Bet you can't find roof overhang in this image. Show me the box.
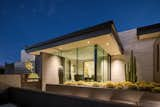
[25,21,123,56]
[137,23,160,40]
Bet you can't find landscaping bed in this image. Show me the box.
[64,81,160,93]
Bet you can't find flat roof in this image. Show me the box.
[25,21,123,54]
[137,23,160,40]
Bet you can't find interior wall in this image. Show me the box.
[41,53,63,91]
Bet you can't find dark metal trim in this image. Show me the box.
[137,23,160,36]
[25,21,123,54]
[94,45,97,81]
[108,54,111,81]
[157,45,159,72]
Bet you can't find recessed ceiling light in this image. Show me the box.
[87,41,90,44]
[106,42,110,46]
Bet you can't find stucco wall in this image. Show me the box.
[0,74,21,88]
[111,56,125,81]
[41,53,63,91]
[117,29,157,81]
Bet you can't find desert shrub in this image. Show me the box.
[152,82,160,87]
[152,87,160,93]
[122,81,137,89]
[64,81,76,86]
[91,82,101,87]
[103,81,116,88]
[64,81,160,93]
[136,81,154,91]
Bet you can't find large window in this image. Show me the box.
[78,46,94,81]
[97,46,111,82]
[53,45,110,82]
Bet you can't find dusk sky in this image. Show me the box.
[0,0,160,65]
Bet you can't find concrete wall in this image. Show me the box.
[111,55,126,81]
[41,53,63,91]
[117,29,157,81]
[0,74,21,88]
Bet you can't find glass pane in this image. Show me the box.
[61,49,77,81]
[78,46,94,81]
[97,46,110,82]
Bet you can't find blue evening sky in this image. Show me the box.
[0,0,160,65]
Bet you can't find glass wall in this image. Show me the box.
[97,46,111,82]
[78,46,94,81]
[53,45,110,82]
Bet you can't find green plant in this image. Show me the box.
[125,50,137,82]
[123,81,137,89]
[152,87,160,93]
[136,81,154,91]
[92,82,100,87]
[63,81,160,93]
[115,82,124,89]
[103,81,116,88]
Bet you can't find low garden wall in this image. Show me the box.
[0,74,21,89]
[46,84,160,107]
[0,74,41,91]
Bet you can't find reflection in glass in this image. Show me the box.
[97,46,110,82]
[53,45,110,82]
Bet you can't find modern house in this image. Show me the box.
[24,21,160,90]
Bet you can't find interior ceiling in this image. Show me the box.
[61,46,94,60]
[30,34,121,56]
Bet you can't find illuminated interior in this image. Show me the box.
[29,34,122,82]
[52,45,111,82]
[30,34,122,56]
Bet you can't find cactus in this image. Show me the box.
[125,50,137,82]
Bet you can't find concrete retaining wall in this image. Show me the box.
[0,74,21,89]
[46,84,160,107]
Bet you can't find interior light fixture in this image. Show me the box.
[87,41,90,44]
[106,42,110,46]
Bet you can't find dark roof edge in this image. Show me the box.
[111,23,124,54]
[25,21,114,52]
[25,20,123,54]
[137,23,160,36]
